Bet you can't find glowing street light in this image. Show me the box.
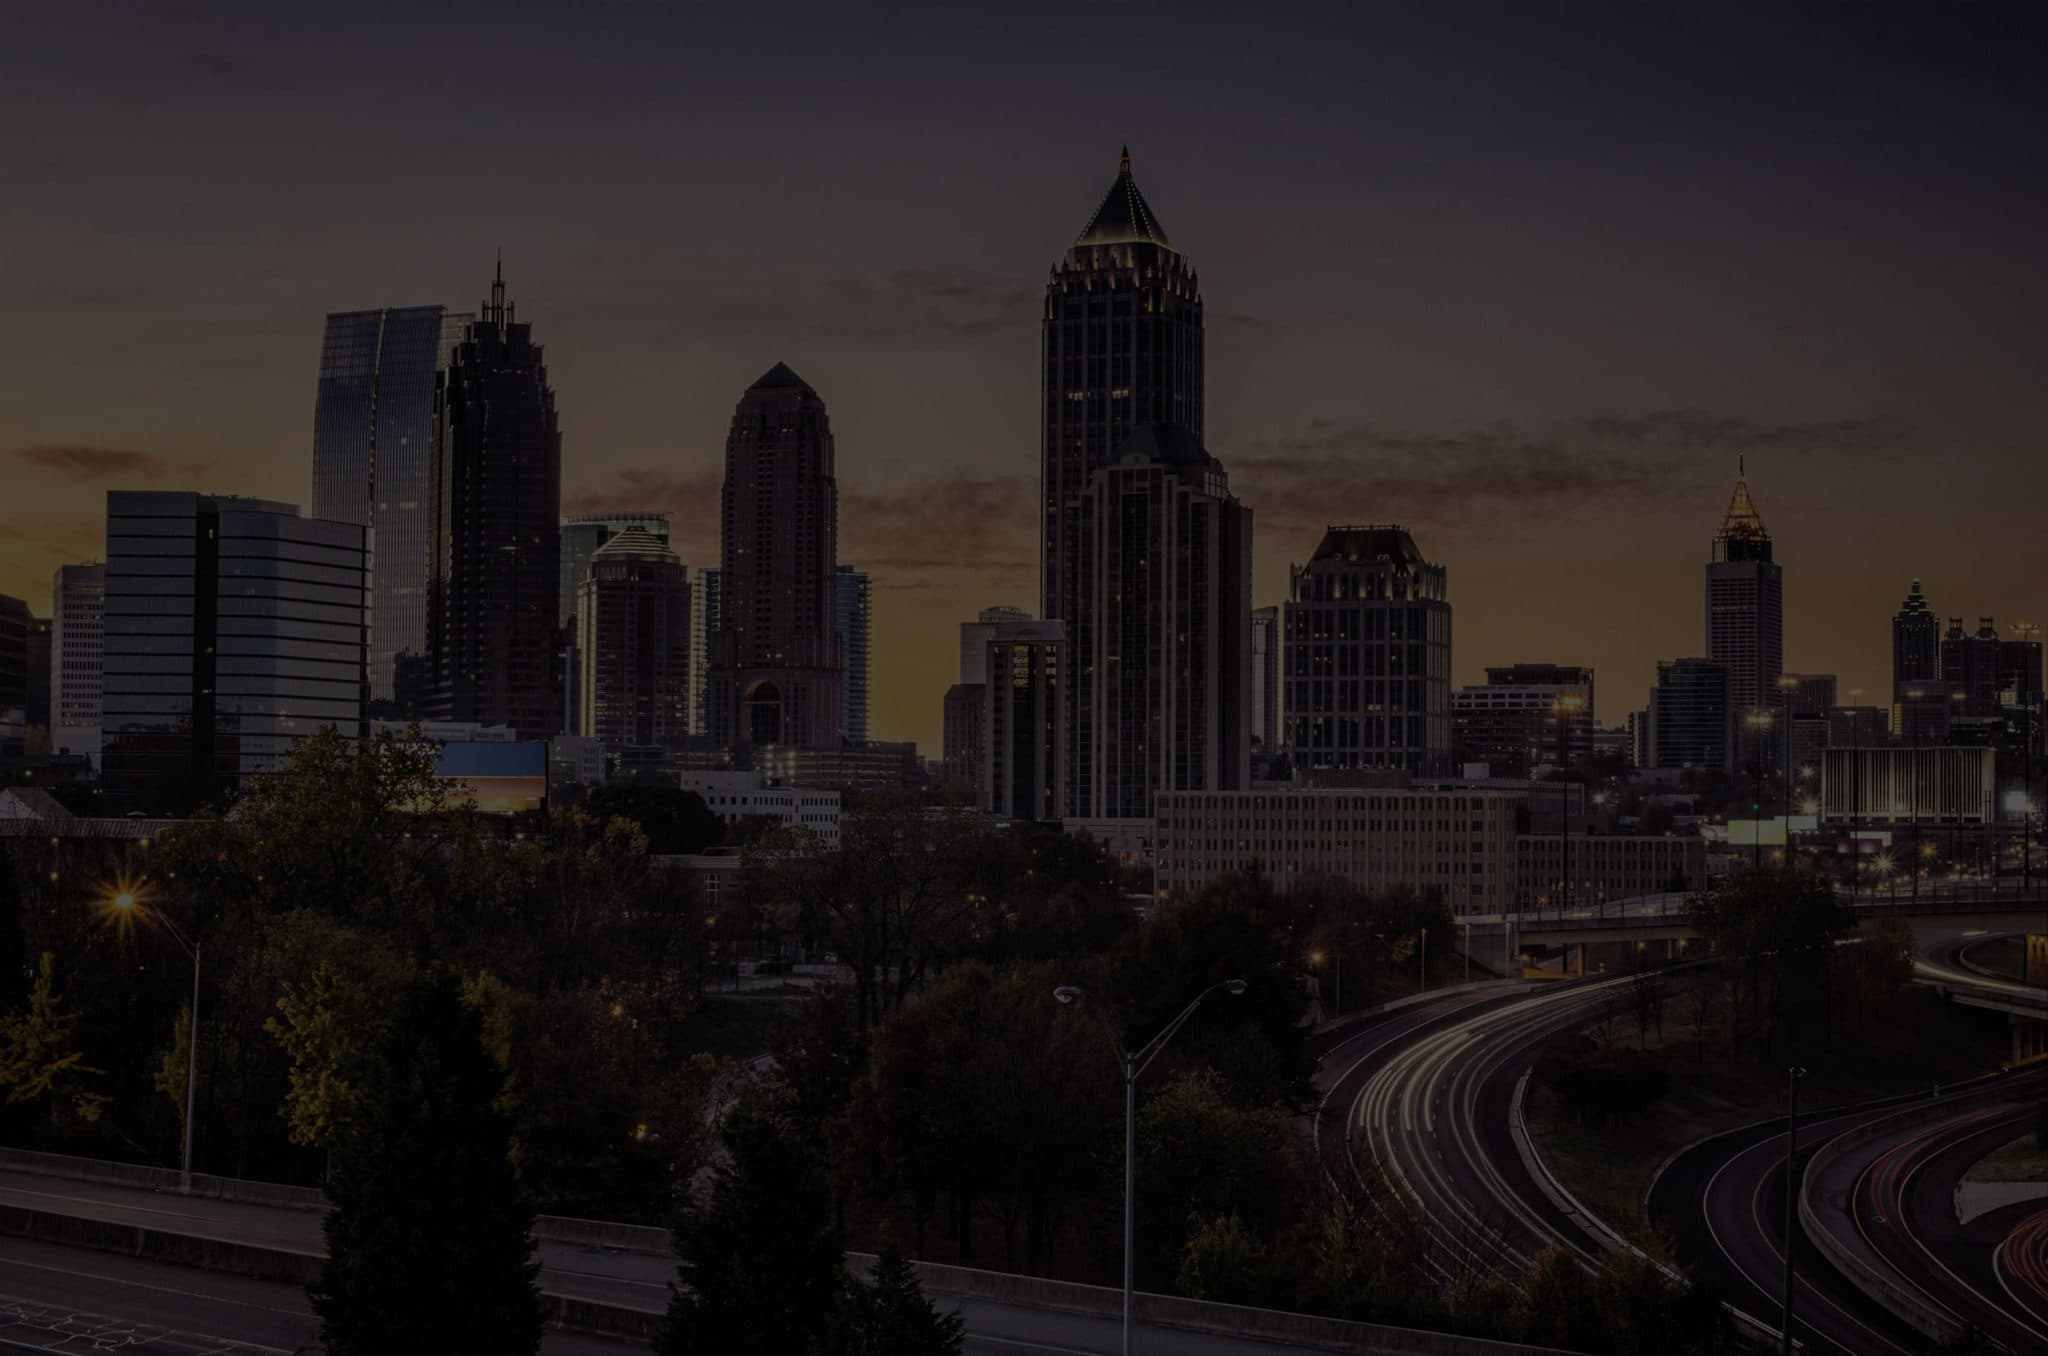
[98,877,201,1194]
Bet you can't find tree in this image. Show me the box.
[660,1091,842,1355]
[583,784,724,856]
[0,952,106,1127]
[311,971,542,1356]
[1136,1071,1293,1285]
[832,1244,964,1356]
[1689,868,1853,1057]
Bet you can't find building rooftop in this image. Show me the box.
[1075,147,1174,251]
[1716,457,1770,542]
[1113,422,1213,470]
[749,361,813,392]
[588,525,679,565]
[1310,525,1427,566]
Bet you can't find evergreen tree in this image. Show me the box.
[660,1091,842,1355]
[832,1244,964,1356]
[310,971,542,1355]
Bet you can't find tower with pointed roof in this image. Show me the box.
[705,363,842,751]
[1704,459,1783,764]
[427,264,562,738]
[1043,150,1209,814]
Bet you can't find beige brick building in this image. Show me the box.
[1153,788,1517,916]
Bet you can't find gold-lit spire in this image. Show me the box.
[1717,456,1768,542]
[1075,145,1173,250]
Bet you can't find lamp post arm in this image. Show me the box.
[1131,981,1236,1081]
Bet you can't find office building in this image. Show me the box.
[678,769,841,847]
[985,618,1066,821]
[1041,148,1203,662]
[2000,623,2043,709]
[1782,673,1837,715]
[1250,605,1280,752]
[691,567,721,736]
[575,527,690,748]
[427,266,562,739]
[312,305,467,709]
[49,563,103,764]
[1891,578,1940,714]
[1451,663,1594,776]
[942,683,985,798]
[1826,704,1891,749]
[705,363,842,750]
[959,605,1032,688]
[836,565,871,744]
[100,492,369,816]
[1283,525,1452,777]
[1153,787,1516,917]
[1705,460,1783,732]
[1515,834,1706,911]
[0,595,26,752]
[1075,424,1250,819]
[1942,617,2004,719]
[1822,746,1994,826]
[560,513,670,629]
[1647,658,1729,771]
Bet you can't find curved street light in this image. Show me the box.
[102,882,201,1195]
[1052,978,1246,1356]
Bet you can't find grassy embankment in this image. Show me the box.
[1527,986,2014,1236]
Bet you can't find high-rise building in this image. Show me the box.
[1250,606,1281,753]
[1782,672,1837,715]
[2000,623,2043,710]
[1705,461,1783,739]
[560,513,670,629]
[1041,149,1204,645]
[1942,617,2004,719]
[100,492,368,816]
[959,605,1032,688]
[1891,578,1940,714]
[575,527,690,748]
[1827,704,1891,749]
[1283,525,1452,777]
[49,563,103,763]
[312,305,467,709]
[690,567,721,736]
[836,565,871,744]
[705,363,842,750]
[1073,425,1248,818]
[1647,657,1730,771]
[985,618,1066,821]
[941,683,985,798]
[427,266,562,740]
[0,595,27,752]
[1451,663,1594,776]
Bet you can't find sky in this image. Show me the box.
[4,1,2045,752]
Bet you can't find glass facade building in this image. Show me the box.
[100,492,369,816]
[312,305,466,710]
[835,565,870,744]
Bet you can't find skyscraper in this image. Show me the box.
[575,527,690,748]
[1891,578,1940,702]
[312,305,467,709]
[100,492,368,816]
[835,565,871,744]
[427,266,562,739]
[1076,424,1249,818]
[984,618,1067,821]
[1250,606,1281,753]
[690,567,721,736]
[560,512,670,629]
[705,363,842,750]
[49,563,103,764]
[1942,617,2004,719]
[0,594,26,753]
[1042,150,1204,766]
[959,605,1033,688]
[1705,461,1784,730]
[1452,664,1594,776]
[1648,657,1730,771]
[1282,526,1453,776]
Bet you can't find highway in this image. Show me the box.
[1815,1092,2048,1350]
[1650,1070,2047,1356]
[1320,972,1654,1282]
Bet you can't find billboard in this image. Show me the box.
[434,740,548,814]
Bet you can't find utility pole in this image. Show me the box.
[1782,1065,1807,1356]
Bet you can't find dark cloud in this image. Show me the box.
[1227,409,1907,540]
[9,445,210,484]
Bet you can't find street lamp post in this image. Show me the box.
[1053,979,1247,1356]
[1309,950,1340,1020]
[1745,709,1775,871]
[108,888,201,1194]
[1781,1065,1808,1356]
[1419,926,1428,994]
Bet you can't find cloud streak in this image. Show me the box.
[9,445,213,484]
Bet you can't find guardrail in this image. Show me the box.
[1796,1104,1967,1345]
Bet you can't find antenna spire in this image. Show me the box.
[1119,144,1131,176]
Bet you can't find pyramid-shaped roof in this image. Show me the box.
[749,361,812,392]
[1075,147,1174,251]
[1716,459,1769,542]
[590,525,678,565]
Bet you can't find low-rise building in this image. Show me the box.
[1153,787,1516,916]
[1514,834,1706,910]
[678,770,841,845]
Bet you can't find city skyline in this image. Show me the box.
[5,2,2046,754]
